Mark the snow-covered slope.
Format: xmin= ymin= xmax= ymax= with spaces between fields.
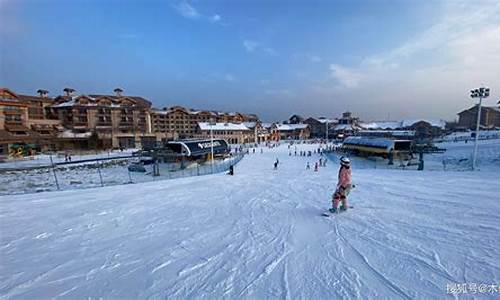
xmin=1 ymin=144 xmax=499 ymax=299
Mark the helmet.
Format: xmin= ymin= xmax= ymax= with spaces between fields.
xmin=340 ymin=156 xmax=351 ymax=166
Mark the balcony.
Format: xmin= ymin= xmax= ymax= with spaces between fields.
xmin=3 ymin=109 xmax=23 ymax=115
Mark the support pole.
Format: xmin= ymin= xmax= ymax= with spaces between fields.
xmin=472 ymin=97 xmax=482 ymax=170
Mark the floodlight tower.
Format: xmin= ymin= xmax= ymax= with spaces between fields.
xmin=469 ymin=87 xmax=490 ymax=170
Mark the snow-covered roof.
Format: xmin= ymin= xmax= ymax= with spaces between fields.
xmin=276 ymin=124 xmax=308 ymax=131
xmin=357 ymin=130 xmax=415 ymax=137
xmin=360 ymin=121 xmax=402 ymax=130
xmin=333 ymin=124 xmax=357 ymax=131
xmin=198 ymin=122 xmax=250 ymax=131
xmin=360 ymin=119 xmax=446 ymax=130
xmin=401 ymin=119 xmax=446 ymax=129
xmin=261 ymin=123 xmax=273 ymax=129
xmin=315 ymin=118 xmax=336 ymax=124
xmin=243 ymin=122 xmax=257 ymax=129
xmin=53 ymin=99 xmax=125 ymax=108
xmin=53 ymin=100 xmax=76 ymax=108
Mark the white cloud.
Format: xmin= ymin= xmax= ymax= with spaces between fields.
xmin=210 ymin=14 xmax=221 ymax=23
xmin=243 ymin=40 xmax=277 ymax=55
xmin=172 ymin=2 xmax=223 ymax=24
xmin=313 ymin=1 xmax=500 ymax=120
xmin=243 ymin=40 xmax=259 ymax=52
xmin=329 ymin=64 xmax=361 ymax=88
xmin=172 ymin=2 xmax=200 ymax=19
xmin=264 ymin=47 xmax=277 ymax=56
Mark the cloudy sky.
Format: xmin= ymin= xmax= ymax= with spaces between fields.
xmin=1 ymin=0 xmax=499 ymax=121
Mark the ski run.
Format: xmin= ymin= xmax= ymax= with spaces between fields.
xmin=1 ymin=142 xmax=500 ymax=299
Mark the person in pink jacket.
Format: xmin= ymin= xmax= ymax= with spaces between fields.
xmin=330 ymin=157 xmax=352 ymax=213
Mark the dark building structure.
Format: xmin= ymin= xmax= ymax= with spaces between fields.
xmin=457 ymin=105 xmax=500 ymax=130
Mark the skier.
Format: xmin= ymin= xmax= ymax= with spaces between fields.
xmin=306 ymin=162 xmax=310 ymax=170
xmin=330 ymin=157 xmax=352 ymax=213
xmin=274 ymin=161 xmax=278 ymax=170
xmin=319 ymin=157 xmax=322 ymax=166
xmin=314 ymin=162 xmax=319 ymax=172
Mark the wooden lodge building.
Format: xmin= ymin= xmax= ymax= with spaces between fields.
xmin=51 ymin=88 xmax=156 ymax=149
xmin=457 ymin=104 xmax=500 ymax=130
xmin=0 ymin=88 xmax=61 ymax=156
xmin=0 ymin=87 xmax=263 ymax=157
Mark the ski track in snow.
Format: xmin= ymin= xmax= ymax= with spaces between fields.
xmin=1 ymin=143 xmax=500 ymax=299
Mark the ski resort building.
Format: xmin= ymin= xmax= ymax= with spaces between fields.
xmin=360 ymin=119 xmax=446 ymax=140
xmin=51 ymin=88 xmax=156 ymax=149
xmin=151 ymin=106 xmax=259 ymax=141
xmin=457 ymin=104 xmax=500 ymax=130
xmin=0 ymin=88 xmax=62 ymax=157
xmin=196 ymin=122 xmax=255 ymax=144
xmin=273 ymin=123 xmax=310 ymax=140
xmin=303 ymin=117 xmax=337 ymax=139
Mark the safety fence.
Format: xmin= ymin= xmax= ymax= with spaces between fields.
xmin=326 ymin=142 xmax=500 ymax=172
xmin=0 ymin=154 xmax=245 ymax=196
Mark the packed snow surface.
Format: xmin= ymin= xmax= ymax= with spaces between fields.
xmin=1 ymin=143 xmax=499 ymax=299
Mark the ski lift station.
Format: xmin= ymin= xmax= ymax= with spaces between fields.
xmin=342 ymin=137 xmax=412 ymax=159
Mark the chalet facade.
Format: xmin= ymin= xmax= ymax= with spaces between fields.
xmin=457 ymin=105 xmax=500 ymax=130
xmin=1 ymin=87 xmax=261 ymax=155
xmin=332 ymin=112 xmax=362 ymax=138
xmin=51 ymin=89 xmax=155 ymax=149
xmin=0 ymin=88 xmax=61 ymax=156
xmin=151 ymin=106 xmax=258 ymax=141
xmin=273 ymin=124 xmax=310 ymax=140
xmin=304 ymin=117 xmax=337 ymax=139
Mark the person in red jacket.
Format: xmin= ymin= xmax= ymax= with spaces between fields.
xmin=330 ymin=157 xmax=352 ymax=213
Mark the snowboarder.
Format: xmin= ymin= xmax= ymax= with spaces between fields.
xmin=306 ymin=162 xmax=310 ymax=170
xmin=274 ymin=161 xmax=278 ymax=170
xmin=330 ymin=157 xmax=352 ymax=213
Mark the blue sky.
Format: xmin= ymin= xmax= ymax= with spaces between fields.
xmin=1 ymin=0 xmax=499 ymax=121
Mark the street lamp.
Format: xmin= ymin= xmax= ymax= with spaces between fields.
xmin=470 ymin=86 xmax=490 ymax=170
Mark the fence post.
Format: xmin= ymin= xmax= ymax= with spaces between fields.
xmin=49 ymin=155 xmax=60 ymax=190
xmin=97 ymin=162 xmax=104 ymax=187
xmin=127 ymin=168 xmax=133 ymax=183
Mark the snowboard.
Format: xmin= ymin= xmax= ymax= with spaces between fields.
xmin=322 ymin=206 xmax=354 ymax=217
